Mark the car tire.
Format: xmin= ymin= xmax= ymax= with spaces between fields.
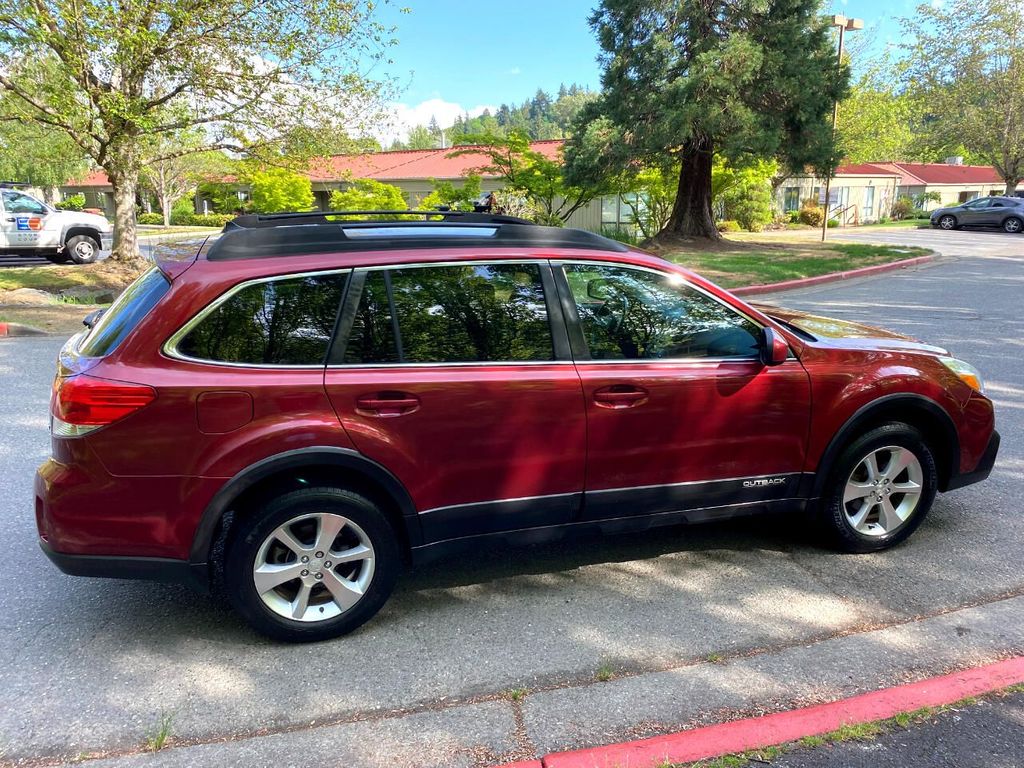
xmin=937 ymin=215 xmax=957 ymax=230
xmin=818 ymin=423 xmax=937 ymax=553
xmin=1003 ymin=216 xmax=1023 ymax=234
xmin=225 ymin=486 xmax=401 ymax=642
xmin=65 ymin=234 xmax=100 ymax=264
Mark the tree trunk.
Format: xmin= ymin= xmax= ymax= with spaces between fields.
xmin=109 ymin=168 xmax=143 ymax=264
xmin=1006 ymin=179 xmax=1019 ymax=196
xmin=664 ymin=135 xmax=720 ymax=241
xmin=162 ymin=195 xmax=171 ymax=227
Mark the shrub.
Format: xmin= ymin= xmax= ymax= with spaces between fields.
xmin=890 ymin=196 xmax=915 ymax=221
xmin=877 ymin=216 xmax=891 ymax=224
xmin=56 ymin=193 xmax=86 ymax=211
xmin=170 ymin=194 xmax=196 ymax=225
xmin=798 ymin=199 xmax=824 ymax=226
xmin=138 ymin=212 xmax=164 ymax=225
xmin=198 ymin=182 xmax=250 ymax=215
xmin=329 ymin=179 xmax=407 ymax=218
xmin=717 ymin=219 xmax=742 ymax=232
xmin=827 ymin=218 xmax=839 ymax=228
xmin=601 ymin=225 xmax=641 ymax=245
xmin=419 ymin=174 xmax=482 ymax=212
xmin=250 ymin=168 xmax=314 ymax=214
xmin=186 ymin=213 xmax=233 ymax=227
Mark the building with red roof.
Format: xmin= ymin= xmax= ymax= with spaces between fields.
xmin=58 ymin=142 xmax=1020 ymax=230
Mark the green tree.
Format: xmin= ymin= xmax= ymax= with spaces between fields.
xmin=404 ymin=125 xmax=437 ymax=150
xmin=249 ymin=168 xmax=315 ymax=214
xmin=420 ymin=175 xmax=482 ymax=211
xmin=0 ymin=116 xmax=86 ymax=202
xmin=565 ymin=0 xmax=847 ymax=241
xmin=141 ymin=132 xmax=231 ymax=225
xmin=902 ymin=0 xmax=1024 ymax=193
xmin=329 ymin=179 xmax=408 ymax=218
xmin=0 ymin=1 xmax=393 ymax=263
xmin=452 ymin=131 xmax=614 ymax=224
xmin=712 ymin=157 xmax=778 ymax=232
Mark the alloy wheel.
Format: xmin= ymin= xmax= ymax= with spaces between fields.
xmin=842 ymin=445 xmax=923 ymax=537
xmin=252 ymin=512 xmax=375 ymax=622
xmin=939 ymin=215 xmax=956 ymax=230
xmin=1004 ymin=218 xmax=1022 ymax=233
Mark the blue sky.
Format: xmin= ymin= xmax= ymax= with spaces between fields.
xmin=374 ymin=0 xmax=927 ymax=140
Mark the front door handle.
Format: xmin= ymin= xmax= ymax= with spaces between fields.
xmin=356 ymin=391 xmax=420 ymax=417
xmin=593 ymin=385 xmax=649 ymax=409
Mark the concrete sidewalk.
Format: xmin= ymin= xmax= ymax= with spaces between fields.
xmin=38 ymin=593 xmax=1024 ymax=768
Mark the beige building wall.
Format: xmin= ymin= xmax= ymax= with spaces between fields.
xmin=776 ymin=174 xmax=901 ymax=223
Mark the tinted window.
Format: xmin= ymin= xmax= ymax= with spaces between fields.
xmin=564 ymin=264 xmax=760 ymax=360
xmin=176 ymin=273 xmax=346 ymax=365
xmin=79 ymin=268 xmax=169 ymax=357
xmin=347 ymin=263 xmax=553 ymax=363
xmin=344 ymin=271 xmax=399 ymax=364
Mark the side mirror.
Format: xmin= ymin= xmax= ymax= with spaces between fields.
xmin=758 ymin=326 xmax=789 ymax=366
xmin=82 ymin=309 xmax=105 ymax=329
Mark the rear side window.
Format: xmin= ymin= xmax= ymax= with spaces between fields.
xmin=79 ymin=268 xmax=169 ymax=357
xmin=343 ymin=263 xmax=554 ymax=364
xmin=174 ymin=272 xmax=346 ymax=365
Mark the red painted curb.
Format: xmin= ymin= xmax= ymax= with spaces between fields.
xmin=731 ymin=254 xmax=934 ymax=296
xmin=0 ymin=322 xmax=8 ymax=336
xmin=536 ymin=656 xmax=1024 ymax=768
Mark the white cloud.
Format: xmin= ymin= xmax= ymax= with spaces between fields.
xmin=507 ymin=67 xmax=522 ymax=76
xmin=377 ymin=98 xmax=497 ymax=145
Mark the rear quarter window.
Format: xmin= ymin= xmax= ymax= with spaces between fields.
xmin=78 ymin=268 xmax=170 ymax=357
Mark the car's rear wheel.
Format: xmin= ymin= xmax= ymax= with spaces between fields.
xmin=1003 ymin=216 xmax=1023 ymax=234
xmin=65 ymin=235 xmax=100 ymax=264
xmin=225 ymin=487 xmax=400 ymax=642
xmin=937 ymin=215 xmax=957 ymax=230
xmin=819 ymin=423 xmax=937 ymax=553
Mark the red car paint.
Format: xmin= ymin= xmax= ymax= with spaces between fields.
xmin=34 ymin=238 xmax=998 ymax=584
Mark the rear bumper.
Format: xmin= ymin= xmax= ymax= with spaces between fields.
xmin=39 ymin=539 xmax=209 ymax=591
xmin=946 ymin=430 xmax=1000 ymax=491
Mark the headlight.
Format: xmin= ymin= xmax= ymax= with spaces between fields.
xmin=940 ymin=357 xmax=985 ymax=393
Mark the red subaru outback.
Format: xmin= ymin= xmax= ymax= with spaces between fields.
xmin=36 ymin=213 xmax=999 ymax=642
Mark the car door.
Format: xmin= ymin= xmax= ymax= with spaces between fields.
xmin=555 ymin=260 xmax=812 ymax=522
xmin=324 ymin=259 xmax=587 ymax=544
xmin=959 ymin=198 xmax=991 ymax=226
xmin=0 ymin=189 xmax=49 ymax=249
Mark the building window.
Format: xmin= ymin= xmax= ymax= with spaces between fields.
xmin=783 ymin=187 xmax=801 ymax=212
xmin=958 ymin=190 xmax=980 ymax=203
xmin=863 ymin=186 xmax=875 ymax=220
xmin=237 ymin=190 xmax=250 ymax=202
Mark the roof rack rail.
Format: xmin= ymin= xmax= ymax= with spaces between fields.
xmin=207 ymin=209 xmax=629 ymax=260
xmin=225 ymin=210 xmax=536 ymax=229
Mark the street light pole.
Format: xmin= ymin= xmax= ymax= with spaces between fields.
xmin=821 ymin=15 xmax=862 ymax=242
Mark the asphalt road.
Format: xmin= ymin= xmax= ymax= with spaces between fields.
xmin=0 ymin=227 xmax=1021 ymax=767
xmin=735 ymin=690 xmax=1024 ymax=767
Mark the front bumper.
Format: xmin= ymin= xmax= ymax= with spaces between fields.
xmin=946 ymin=430 xmax=1000 ymax=491
xmin=39 ymin=538 xmax=208 ymax=591
xmin=99 ymin=231 xmax=113 ymax=252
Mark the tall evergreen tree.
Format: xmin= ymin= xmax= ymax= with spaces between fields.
xmin=566 ymin=0 xmax=847 ymax=240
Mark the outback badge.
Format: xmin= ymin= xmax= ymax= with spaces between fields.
xmin=743 ymin=477 xmax=787 ymax=488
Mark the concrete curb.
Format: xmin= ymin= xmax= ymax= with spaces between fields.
xmin=731 ymin=254 xmax=935 ymax=296
xmin=0 ymin=321 xmax=49 ymax=337
xmin=500 ymin=657 xmax=1024 ymax=768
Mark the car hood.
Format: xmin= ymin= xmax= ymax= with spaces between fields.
xmin=753 ymin=303 xmax=950 ymax=356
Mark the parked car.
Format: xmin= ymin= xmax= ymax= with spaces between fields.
xmin=0 ymin=184 xmax=112 ymax=263
xmin=36 ymin=212 xmax=999 ymax=642
xmin=930 ymin=196 xmax=1024 ymax=233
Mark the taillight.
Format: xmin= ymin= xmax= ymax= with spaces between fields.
xmin=51 ymin=375 xmax=156 ymax=437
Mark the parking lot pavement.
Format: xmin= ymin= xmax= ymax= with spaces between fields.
xmin=830 ymin=225 xmax=1024 ymax=259
xmin=0 ymin=232 xmax=1021 ymax=767
xmin=728 ymin=690 xmax=1024 ymax=768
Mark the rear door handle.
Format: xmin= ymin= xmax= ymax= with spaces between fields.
xmin=356 ymin=392 xmax=420 ymax=417
xmin=593 ymin=385 xmax=649 ymax=409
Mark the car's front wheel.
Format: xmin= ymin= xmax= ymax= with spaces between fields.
xmin=225 ymin=487 xmax=401 ymax=642
xmin=819 ymin=423 xmax=937 ymax=553
xmin=1003 ymin=216 xmax=1023 ymax=234
xmin=65 ymin=235 xmax=100 ymax=264
xmin=937 ymin=215 xmax=957 ymax=230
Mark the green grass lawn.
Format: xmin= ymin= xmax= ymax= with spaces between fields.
xmin=859 ymin=219 xmax=932 ymax=229
xmin=137 ymin=225 xmax=220 ymax=238
xmin=666 ymin=241 xmax=931 ymax=288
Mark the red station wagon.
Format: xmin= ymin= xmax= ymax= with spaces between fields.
xmin=35 ymin=212 xmax=999 ymax=642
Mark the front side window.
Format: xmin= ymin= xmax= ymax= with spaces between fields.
xmin=175 ymin=273 xmax=346 ymax=365
xmin=564 ymin=263 xmax=760 ymax=360
xmin=344 ymin=263 xmax=554 ymax=364
xmin=2 ymin=190 xmax=47 ymax=214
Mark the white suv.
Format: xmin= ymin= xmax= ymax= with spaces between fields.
xmin=1 ymin=187 xmax=112 ymax=264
